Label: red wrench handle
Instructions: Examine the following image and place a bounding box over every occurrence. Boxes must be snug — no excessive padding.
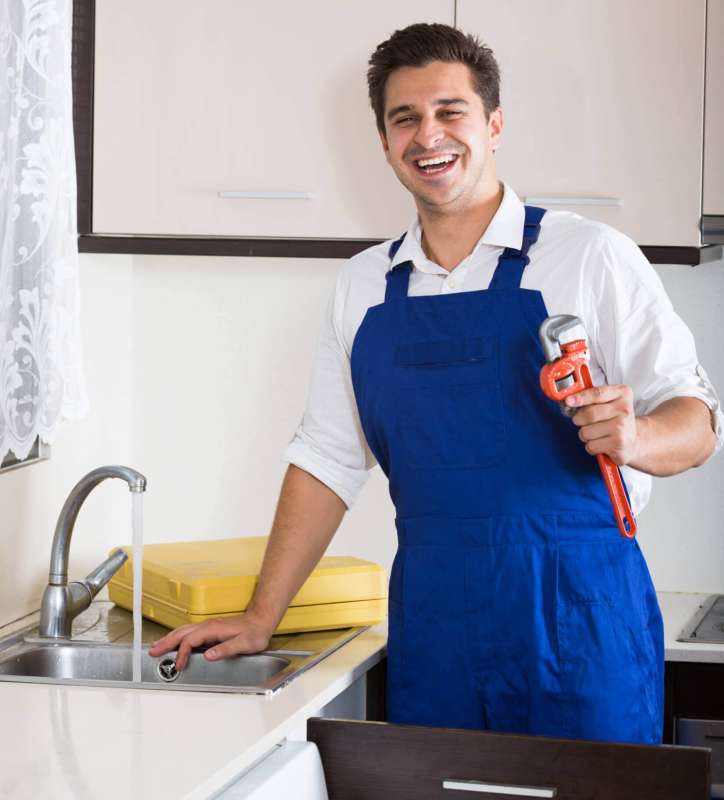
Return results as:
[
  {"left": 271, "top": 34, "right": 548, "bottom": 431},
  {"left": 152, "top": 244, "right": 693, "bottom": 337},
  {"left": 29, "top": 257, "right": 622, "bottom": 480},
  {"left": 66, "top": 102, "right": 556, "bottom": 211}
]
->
[
  {"left": 596, "top": 453, "right": 637, "bottom": 538},
  {"left": 579, "top": 362, "right": 637, "bottom": 539},
  {"left": 540, "top": 344, "right": 637, "bottom": 539}
]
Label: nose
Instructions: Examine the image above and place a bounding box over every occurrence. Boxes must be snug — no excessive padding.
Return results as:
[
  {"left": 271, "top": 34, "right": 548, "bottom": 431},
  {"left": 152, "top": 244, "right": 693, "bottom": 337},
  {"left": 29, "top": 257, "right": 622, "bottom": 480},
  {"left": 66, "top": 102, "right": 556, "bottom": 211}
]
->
[{"left": 413, "top": 113, "right": 445, "bottom": 151}]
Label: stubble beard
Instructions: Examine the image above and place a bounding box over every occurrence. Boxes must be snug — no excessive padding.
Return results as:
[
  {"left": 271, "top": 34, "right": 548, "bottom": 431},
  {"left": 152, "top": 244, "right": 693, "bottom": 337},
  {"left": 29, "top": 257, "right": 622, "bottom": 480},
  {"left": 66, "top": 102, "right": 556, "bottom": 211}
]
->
[{"left": 393, "top": 152, "right": 489, "bottom": 216}]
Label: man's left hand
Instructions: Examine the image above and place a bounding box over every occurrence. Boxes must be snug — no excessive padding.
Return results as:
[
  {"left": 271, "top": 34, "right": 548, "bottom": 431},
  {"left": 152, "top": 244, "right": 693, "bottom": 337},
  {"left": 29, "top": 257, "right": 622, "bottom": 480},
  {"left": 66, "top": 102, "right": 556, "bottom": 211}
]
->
[{"left": 565, "top": 384, "right": 639, "bottom": 466}]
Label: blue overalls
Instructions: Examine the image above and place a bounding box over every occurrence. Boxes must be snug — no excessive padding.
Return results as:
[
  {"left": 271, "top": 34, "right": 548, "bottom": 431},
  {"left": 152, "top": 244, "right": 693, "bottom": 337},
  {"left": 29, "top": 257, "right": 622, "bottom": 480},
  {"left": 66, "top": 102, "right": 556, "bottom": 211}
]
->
[{"left": 350, "top": 206, "right": 664, "bottom": 744}]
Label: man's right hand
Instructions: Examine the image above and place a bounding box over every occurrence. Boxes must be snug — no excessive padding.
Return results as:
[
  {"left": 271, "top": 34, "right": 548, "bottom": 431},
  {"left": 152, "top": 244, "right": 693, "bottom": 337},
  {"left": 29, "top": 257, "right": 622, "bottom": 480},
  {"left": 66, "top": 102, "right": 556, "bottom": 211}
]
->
[
  {"left": 147, "top": 465, "right": 347, "bottom": 672},
  {"left": 148, "top": 613, "right": 274, "bottom": 671}
]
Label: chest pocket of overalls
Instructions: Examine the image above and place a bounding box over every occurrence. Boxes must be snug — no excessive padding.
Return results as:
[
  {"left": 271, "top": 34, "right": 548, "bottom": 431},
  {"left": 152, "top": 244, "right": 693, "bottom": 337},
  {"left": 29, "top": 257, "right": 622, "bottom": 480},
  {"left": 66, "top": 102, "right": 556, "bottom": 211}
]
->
[{"left": 394, "top": 336, "right": 506, "bottom": 470}]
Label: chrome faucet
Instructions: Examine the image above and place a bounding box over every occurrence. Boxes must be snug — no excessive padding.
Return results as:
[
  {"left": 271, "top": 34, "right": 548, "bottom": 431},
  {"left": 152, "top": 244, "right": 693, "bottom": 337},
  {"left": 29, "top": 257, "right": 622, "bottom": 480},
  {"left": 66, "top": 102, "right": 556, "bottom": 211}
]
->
[{"left": 39, "top": 465, "right": 147, "bottom": 638}]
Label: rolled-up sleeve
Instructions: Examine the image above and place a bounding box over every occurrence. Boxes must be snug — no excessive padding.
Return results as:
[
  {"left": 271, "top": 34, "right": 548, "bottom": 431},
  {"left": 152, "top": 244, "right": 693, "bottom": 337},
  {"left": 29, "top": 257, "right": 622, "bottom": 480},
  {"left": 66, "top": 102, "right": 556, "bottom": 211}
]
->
[
  {"left": 282, "top": 267, "right": 377, "bottom": 508},
  {"left": 593, "top": 228, "right": 723, "bottom": 456}
]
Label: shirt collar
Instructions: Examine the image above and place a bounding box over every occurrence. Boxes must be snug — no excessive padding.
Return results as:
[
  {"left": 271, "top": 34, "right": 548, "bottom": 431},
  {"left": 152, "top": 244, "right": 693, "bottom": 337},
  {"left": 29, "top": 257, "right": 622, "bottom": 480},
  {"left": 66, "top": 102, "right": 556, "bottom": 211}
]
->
[{"left": 389, "top": 181, "right": 526, "bottom": 272}]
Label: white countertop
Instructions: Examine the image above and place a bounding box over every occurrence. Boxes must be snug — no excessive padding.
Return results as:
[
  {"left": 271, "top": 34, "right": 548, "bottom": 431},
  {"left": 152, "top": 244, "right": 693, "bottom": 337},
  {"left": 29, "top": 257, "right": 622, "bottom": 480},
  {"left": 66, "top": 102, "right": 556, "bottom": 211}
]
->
[
  {"left": 0, "top": 591, "right": 721, "bottom": 799},
  {"left": 659, "top": 591, "right": 724, "bottom": 663},
  {"left": 0, "top": 620, "right": 386, "bottom": 800}
]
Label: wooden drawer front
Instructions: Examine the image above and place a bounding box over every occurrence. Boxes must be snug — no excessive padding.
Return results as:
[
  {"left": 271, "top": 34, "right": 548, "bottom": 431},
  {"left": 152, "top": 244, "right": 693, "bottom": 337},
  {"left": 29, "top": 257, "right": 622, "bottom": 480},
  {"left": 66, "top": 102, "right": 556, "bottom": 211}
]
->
[{"left": 307, "top": 718, "right": 710, "bottom": 800}]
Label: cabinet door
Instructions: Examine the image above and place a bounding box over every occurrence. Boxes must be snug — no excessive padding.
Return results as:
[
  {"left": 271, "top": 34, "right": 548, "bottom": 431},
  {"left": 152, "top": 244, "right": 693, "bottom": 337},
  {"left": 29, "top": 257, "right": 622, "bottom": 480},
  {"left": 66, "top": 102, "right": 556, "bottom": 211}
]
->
[
  {"left": 217, "top": 741, "right": 328, "bottom": 799},
  {"left": 308, "top": 718, "right": 710, "bottom": 800},
  {"left": 457, "top": 0, "right": 705, "bottom": 247},
  {"left": 704, "top": 0, "right": 724, "bottom": 215},
  {"left": 93, "top": 1, "right": 453, "bottom": 239}
]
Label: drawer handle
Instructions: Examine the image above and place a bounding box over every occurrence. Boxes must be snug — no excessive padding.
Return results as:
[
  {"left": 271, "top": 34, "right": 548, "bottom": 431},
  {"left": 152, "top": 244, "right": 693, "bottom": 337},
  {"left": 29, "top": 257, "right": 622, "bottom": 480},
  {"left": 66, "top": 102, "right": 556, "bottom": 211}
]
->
[
  {"left": 218, "top": 191, "right": 314, "bottom": 200},
  {"left": 443, "top": 778, "right": 557, "bottom": 797},
  {"left": 524, "top": 196, "right": 622, "bottom": 207}
]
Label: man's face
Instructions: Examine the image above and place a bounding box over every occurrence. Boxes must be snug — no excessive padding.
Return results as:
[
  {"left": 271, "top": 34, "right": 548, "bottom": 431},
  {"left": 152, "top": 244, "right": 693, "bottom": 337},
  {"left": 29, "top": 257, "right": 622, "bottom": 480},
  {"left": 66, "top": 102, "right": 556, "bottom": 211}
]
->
[{"left": 380, "top": 61, "right": 502, "bottom": 212}]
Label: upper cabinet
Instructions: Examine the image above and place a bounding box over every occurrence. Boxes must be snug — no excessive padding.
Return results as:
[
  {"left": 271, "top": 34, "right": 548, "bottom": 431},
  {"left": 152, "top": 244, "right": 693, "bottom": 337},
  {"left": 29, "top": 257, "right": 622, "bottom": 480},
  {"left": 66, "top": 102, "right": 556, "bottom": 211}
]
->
[
  {"left": 79, "top": 0, "right": 720, "bottom": 262},
  {"left": 91, "top": 0, "right": 454, "bottom": 241},
  {"left": 703, "top": 0, "right": 724, "bottom": 243},
  {"left": 457, "top": 0, "right": 710, "bottom": 250}
]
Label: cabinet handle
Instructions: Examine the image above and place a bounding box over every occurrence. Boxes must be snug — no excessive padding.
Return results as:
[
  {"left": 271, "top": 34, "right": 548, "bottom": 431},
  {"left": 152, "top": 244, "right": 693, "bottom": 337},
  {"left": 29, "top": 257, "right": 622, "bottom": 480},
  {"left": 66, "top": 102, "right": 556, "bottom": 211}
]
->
[
  {"left": 443, "top": 778, "right": 557, "bottom": 797},
  {"left": 218, "top": 191, "right": 314, "bottom": 200},
  {"left": 524, "top": 196, "right": 622, "bottom": 207}
]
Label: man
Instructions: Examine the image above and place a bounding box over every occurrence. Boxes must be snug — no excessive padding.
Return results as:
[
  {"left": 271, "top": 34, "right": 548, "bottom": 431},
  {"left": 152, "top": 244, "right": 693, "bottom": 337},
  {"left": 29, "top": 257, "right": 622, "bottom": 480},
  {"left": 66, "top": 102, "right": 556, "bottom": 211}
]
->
[{"left": 150, "top": 24, "right": 721, "bottom": 743}]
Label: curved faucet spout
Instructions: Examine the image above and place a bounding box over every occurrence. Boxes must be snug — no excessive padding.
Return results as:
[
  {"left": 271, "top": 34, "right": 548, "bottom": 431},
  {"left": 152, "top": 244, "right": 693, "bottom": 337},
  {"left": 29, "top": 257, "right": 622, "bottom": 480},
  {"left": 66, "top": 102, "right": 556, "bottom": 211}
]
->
[
  {"left": 39, "top": 465, "right": 147, "bottom": 639},
  {"left": 48, "top": 466, "right": 146, "bottom": 585}
]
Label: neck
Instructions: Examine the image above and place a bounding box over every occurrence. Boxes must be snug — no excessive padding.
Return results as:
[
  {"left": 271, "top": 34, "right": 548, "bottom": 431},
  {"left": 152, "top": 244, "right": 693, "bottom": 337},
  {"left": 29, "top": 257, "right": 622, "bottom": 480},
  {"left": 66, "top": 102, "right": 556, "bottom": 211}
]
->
[{"left": 419, "top": 180, "right": 504, "bottom": 272}]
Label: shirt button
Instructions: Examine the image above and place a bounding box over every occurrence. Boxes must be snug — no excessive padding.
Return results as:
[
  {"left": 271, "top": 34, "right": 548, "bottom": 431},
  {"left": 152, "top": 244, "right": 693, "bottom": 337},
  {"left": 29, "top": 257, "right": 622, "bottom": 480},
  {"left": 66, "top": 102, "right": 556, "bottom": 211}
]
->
[{"left": 449, "top": 278, "right": 456, "bottom": 289}]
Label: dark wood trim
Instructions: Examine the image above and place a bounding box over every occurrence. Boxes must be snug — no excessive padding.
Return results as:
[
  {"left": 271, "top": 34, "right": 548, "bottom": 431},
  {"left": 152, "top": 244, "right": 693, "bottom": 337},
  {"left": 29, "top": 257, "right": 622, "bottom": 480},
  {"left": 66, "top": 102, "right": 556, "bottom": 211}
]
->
[
  {"left": 72, "top": 0, "right": 722, "bottom": 267},
  {"left": 78, "top": 234, "right": 723, "bottom": 265},
  {"left": 364, "top": 657, "right": 386, "bottom": 722},
  {"left": 77, "top": 235, "right": 381, "bottom": 259},
  {"left": 639, "top": 244, "right": 722, "bottom": 266},
  {"left": 667, "top": 661, "right": 724, "bottom": 735},
  {"left": 308, "top": 717, "right": 711, "bottom": 800},
  {"left": 72, "top": 0, "right": 94, "bottom": 235}
]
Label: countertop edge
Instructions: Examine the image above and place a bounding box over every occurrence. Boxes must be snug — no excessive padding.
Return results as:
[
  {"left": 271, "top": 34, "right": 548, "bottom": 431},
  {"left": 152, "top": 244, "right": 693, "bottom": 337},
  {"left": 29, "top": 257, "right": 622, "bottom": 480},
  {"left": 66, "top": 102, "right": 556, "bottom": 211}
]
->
[{"left": 188, "top": 643, "right": 385, "bottom": 799}]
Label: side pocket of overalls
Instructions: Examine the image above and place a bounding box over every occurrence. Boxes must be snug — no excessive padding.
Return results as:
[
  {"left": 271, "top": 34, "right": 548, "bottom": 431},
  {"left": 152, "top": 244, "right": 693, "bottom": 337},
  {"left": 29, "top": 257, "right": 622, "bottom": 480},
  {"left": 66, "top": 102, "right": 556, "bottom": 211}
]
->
[{"left": 558, "top": 535, "right": 662, "bottom": 743}]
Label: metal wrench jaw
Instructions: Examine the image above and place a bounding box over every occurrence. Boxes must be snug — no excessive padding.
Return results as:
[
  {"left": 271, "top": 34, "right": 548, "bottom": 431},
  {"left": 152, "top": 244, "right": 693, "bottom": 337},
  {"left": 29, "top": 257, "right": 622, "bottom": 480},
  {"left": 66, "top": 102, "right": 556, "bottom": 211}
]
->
[
  {"left": 539, "top": 315, "right": 589, "bottom": 417},
  {"left": 538, "top": 314, "right": 587, "bottom": 363}
]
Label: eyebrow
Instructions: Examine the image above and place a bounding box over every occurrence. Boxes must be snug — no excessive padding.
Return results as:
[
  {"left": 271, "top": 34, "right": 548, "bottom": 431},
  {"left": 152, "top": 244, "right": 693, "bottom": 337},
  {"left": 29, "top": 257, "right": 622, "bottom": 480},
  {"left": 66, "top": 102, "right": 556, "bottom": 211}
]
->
[{"left": 386, "top": 97, "right": 469, "bottom": 121}]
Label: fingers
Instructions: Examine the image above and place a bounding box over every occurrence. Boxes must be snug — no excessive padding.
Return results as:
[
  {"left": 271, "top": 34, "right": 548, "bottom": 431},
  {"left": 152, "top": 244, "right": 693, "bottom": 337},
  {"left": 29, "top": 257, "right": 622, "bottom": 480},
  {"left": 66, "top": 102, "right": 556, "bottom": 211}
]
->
[
  {"left": 566, "top": 385, "right": 637, "bottom": 465},
  {"left": 579, "top": 432, "right": 628, "bottom": 464},
  {"left": 148, "top": 620, "right": 225, "bottom": 671},
  {"left": 565, "top": 384, "right": 633, "bottom": 414},
  {"left": 204, "top": 632, "right": 265, "bottom": 662},
  {"left": 568, "top": 385, "right": 633, "bottom": 427},
  {"left": 174, "top": 624, "right": 225, "bottom": 671},
  {"left": 148, "top": 624, "right": 198, "bottom": 657},
  {"left": 146, "top": 615, "right": 271, "bottom": 672}
]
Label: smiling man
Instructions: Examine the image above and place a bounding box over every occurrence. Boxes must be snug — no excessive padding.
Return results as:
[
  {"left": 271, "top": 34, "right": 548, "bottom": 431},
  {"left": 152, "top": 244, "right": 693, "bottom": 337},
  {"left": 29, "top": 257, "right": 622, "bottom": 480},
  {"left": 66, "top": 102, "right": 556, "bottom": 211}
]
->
[{"left": 150, "top": 23, "right": 721, "bottom": 744}]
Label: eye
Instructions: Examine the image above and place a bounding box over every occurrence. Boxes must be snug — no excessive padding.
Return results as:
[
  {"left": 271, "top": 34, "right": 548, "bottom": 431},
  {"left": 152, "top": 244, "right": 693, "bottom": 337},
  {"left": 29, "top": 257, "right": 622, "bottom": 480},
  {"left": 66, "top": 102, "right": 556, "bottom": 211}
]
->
[
  {"left": 440, "top": 110, "right": 462, "bottom": 118},
  {"left": 394, "top": 116, "right": 414, "bottom": 125}
]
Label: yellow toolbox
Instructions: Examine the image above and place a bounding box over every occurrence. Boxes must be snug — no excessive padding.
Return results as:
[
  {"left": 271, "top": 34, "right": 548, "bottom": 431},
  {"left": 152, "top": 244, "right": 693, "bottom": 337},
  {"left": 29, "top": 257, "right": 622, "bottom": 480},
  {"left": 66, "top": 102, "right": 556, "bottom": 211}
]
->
[{"left": 107, "top": 536, "right": 388, "bottom": 634}]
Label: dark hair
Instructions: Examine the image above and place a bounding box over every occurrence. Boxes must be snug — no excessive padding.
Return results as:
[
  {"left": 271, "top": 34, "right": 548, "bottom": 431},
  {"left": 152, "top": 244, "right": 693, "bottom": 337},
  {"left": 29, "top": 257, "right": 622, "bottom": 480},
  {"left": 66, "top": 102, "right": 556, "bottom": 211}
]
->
[{"left": 367, "top": 23, "right": 501, "bottom": 133}]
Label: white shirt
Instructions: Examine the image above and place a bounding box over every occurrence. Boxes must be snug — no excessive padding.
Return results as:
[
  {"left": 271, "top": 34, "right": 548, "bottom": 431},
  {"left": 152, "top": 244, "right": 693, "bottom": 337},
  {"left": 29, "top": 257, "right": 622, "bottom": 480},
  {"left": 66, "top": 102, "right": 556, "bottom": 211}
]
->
[{"left": 283, "top": 183, "right": 723, "bottom": 514}]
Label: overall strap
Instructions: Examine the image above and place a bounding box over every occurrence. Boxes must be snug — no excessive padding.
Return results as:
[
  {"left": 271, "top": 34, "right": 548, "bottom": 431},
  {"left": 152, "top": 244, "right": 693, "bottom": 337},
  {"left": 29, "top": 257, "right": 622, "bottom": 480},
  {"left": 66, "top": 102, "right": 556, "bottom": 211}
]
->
[
  {"left": 488, "top": 205, "right": 546, "bottom": 291},
  {"left": 385, "top": 233, "right": 413, "bottom": 302}
]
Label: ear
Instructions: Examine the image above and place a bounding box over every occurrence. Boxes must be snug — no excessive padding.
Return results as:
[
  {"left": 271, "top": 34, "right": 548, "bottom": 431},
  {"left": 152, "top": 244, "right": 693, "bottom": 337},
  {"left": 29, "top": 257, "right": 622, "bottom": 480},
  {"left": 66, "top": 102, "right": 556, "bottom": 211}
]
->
[{"left": 488, "top": 107, "right": 503, "bottom": 151}]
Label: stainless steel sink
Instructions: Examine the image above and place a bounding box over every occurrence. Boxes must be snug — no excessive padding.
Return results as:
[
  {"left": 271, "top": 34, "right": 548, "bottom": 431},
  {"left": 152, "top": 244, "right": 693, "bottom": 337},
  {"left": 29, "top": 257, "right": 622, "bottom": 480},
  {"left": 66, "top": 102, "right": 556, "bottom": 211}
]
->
[{"left": 0, "top": 601, "right": 366, "bottom": 694}]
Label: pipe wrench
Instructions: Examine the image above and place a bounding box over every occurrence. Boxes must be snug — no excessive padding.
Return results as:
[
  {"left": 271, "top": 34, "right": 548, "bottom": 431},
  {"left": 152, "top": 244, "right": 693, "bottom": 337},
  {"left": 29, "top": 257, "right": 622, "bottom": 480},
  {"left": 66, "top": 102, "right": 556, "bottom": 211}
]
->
[{"left": 539, "top": 315, "right": 636, "bottom": 539}]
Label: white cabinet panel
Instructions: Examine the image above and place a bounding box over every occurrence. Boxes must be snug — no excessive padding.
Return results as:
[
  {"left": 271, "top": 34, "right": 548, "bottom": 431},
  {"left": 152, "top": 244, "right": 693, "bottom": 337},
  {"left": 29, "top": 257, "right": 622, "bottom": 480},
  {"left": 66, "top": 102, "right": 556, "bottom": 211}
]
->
[
  {"left": 457, "top": 0, "right": 706, "bottom": 246},
  {"left": 93, "top": 1, "right": 454, "bottom": 239},
  {"left": 704, "top": 0, "right": 724, "bottom": 215},
  {"left": 218, "top": 741, "right": 328, "bottom": 799}
]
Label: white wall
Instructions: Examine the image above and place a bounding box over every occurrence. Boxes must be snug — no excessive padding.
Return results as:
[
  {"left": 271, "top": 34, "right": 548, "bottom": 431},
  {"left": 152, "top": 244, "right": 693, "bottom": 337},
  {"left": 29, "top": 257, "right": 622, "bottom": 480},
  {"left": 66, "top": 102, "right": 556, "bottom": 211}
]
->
[
  {"left": 638, "top": 259, "right": 724, "bottom": 592},
  {"left": 0, "top": 254, "right": 136, "bottom": 624},
  {"left": 0, "top": 249, "right": 722, "bottom": 628},
  {"left": 129, "top": 253, "right": 396, "bottom": 575}
]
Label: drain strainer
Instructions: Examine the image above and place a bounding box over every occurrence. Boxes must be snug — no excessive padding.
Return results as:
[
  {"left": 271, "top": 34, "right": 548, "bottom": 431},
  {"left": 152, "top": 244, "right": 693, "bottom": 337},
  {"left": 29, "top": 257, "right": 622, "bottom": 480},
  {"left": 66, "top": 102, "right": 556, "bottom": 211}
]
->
[{"left": 157, "top": 657, "right": 180, "bottom": 682}]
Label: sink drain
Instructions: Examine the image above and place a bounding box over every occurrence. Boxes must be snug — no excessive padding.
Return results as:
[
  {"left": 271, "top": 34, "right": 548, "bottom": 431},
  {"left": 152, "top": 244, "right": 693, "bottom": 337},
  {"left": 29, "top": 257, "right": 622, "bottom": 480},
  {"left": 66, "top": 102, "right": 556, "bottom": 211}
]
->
[{"left": 157, "top": 657, "right": 180, "bottom": 682}]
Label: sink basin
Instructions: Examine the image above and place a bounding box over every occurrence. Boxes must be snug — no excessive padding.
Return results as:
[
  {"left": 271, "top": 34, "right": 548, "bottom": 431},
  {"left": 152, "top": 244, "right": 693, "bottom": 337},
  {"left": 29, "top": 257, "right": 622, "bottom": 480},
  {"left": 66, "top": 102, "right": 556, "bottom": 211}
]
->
[
  {"left": 0, "top": 601, "right": 366, "bottom": 694},
  {"left": 0, "top": 644, "right": 290, "bottom": 687}
]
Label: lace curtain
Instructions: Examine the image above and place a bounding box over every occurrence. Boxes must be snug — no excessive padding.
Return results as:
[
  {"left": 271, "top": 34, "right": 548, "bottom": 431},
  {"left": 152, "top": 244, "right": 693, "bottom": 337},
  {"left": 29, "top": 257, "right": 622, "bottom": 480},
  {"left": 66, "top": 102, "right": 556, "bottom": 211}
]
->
[{"left": 0, "top": 0, "right": 87, "bottom": 462}]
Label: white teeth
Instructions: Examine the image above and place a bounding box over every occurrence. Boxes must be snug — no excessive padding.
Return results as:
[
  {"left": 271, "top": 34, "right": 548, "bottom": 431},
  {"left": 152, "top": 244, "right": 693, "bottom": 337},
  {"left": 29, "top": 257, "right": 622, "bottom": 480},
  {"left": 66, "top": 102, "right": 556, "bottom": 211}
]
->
[{"left": 417, "top": 154, "right": 456, "bottom": 167}]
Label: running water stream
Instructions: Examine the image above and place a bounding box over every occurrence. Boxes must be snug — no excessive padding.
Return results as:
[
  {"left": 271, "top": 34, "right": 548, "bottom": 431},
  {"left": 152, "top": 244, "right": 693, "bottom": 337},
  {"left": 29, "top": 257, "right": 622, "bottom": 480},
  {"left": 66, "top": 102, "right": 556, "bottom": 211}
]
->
[{"left": 131, "top": 491, "right": 144, "bottom": 683}]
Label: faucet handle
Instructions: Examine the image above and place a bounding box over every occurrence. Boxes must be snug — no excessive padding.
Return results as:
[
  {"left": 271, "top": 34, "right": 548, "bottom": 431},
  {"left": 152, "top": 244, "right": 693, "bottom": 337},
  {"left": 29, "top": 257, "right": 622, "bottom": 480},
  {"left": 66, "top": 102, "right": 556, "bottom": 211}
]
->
[{"left": 83, "top": 548, "right": 128, "bottom": 599}]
